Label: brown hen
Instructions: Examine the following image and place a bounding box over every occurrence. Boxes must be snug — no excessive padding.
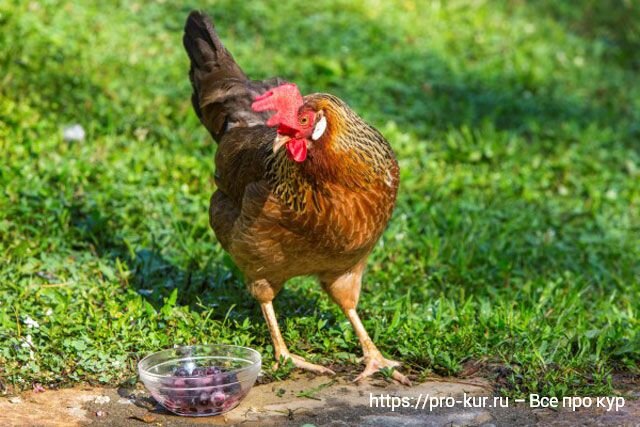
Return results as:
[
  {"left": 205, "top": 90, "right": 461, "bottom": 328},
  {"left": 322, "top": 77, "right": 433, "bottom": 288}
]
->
[{"left": 183, "top": 11, "right": 408, "bottom": 385}]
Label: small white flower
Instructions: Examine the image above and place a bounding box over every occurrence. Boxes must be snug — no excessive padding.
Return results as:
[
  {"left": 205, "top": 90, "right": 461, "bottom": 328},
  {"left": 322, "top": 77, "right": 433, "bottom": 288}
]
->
[
  {"left": 24, "top": 316, "right": 40, "bottom": 329},
  {"left": 63, "top": 124, "right": 86, "bottom": 142},
  {"left": 45, "top": 308, "right": 53, "bottom": 316},
  {"left": 21, "top": 334, "right": 33, "bottom": 348},
  {"left": 21, "top": 334, "right": 35, "bottom": 359}
]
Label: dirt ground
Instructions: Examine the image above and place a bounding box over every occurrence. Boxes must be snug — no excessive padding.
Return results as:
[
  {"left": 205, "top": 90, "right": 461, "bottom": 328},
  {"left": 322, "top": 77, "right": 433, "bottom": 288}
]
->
[{"left": 1, "top": 374, "right": 638, "bottom": 426}]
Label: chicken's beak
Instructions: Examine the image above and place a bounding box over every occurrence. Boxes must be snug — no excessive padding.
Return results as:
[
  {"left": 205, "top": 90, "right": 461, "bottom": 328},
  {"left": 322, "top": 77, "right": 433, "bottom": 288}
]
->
[{"left": 273, "top": 134, "right": 290, "bottom": 154}]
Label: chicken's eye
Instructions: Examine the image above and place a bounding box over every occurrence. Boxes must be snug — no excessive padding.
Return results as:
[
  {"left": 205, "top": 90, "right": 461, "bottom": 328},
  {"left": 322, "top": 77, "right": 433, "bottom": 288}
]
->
[{"left": 299, "top": 115, "right": 309, "bottom": 126}]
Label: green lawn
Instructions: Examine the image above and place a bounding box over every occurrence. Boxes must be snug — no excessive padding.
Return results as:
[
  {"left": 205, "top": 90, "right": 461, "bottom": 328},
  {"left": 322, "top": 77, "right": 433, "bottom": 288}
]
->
[{"left": 1, "top": 0, "right": 639, "bottom": 397}]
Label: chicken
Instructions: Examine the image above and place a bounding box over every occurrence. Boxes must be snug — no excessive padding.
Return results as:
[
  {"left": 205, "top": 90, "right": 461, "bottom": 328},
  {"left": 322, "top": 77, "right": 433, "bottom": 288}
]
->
[{"left": 183, "top": 11, "right": 409, "bottom": 385}]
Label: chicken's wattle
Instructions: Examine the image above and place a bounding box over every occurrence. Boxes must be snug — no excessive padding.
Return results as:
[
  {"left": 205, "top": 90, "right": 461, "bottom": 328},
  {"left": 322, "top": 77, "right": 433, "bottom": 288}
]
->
[{"left": 286, "top": 138, "right": 307, "bottom": 162}]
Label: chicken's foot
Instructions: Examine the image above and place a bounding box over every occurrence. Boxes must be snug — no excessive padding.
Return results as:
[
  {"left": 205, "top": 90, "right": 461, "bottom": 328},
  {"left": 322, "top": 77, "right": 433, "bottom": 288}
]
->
[
  {"left": 346, "top": 308, "right": 412, "bottom": 386},
  {"left": 261, "top": 301, "right": 335, "bottom": 375}
]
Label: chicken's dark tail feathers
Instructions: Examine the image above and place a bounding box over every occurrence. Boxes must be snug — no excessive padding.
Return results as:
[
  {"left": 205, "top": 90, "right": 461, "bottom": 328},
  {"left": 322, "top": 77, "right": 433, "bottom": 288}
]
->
[{"left": 184, "top": 11, "right": 276, "bottom": 142}]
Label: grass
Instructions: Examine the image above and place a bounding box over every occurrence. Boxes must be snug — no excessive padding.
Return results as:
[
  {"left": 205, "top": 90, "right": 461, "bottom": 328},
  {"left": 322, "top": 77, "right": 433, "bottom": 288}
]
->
[{"left": 1, "top": 0, "right": 639, "bottom": 397}]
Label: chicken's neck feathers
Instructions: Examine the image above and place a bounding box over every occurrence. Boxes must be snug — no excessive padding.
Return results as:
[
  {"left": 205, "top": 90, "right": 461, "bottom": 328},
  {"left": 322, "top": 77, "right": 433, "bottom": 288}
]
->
[{"left": 264, "top": 126, "right": 396, "bottom": 213}]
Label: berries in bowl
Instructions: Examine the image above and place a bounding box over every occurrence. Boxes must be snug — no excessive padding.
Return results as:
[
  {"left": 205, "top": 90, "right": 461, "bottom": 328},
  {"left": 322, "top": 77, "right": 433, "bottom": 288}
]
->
[{"left": 138, "top": 344, "right": 261, "bottom": 416}]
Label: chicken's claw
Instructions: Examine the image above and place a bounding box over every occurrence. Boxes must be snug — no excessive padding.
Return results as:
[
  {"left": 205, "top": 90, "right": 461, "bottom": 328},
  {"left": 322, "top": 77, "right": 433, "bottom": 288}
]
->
[
  {"left": 275, "top": 352, "right": 335, "bottom": 376},
  {"left": 354, "top": 353, "right": 411, "bottom": 386}
]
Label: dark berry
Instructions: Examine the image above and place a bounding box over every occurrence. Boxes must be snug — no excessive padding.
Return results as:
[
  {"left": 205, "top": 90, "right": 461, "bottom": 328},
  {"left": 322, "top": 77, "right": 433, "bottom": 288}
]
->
[
  {"left": 223, "top": 372, "right": 241, "bottom": 394},
  {"left": 191, "top": 367, "right": 206, "bottom": 376},
  {"left": 211, "top": 373, "right": 225, "bottom": 386},
  {"left": 205, "top": 366, "right": 221, "bottom": 376},
  {"left": 198, "top": 392, "right": 210, "bottom": 405},
  {"left": 173, "top": 367, "right": 189, "bottom": 377},
  {"left": 210, "top": 391, "right": 226, "bottom": 407}
]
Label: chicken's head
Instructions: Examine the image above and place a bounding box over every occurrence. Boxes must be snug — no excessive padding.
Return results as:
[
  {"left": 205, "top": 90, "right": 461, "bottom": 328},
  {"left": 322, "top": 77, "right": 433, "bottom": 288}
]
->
[{"left": 251, "top": 83, "right": 327, "bottom": 162}]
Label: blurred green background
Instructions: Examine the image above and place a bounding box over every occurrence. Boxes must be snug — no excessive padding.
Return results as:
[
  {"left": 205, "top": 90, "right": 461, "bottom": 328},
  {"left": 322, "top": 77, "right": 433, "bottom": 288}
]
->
[{"left": 0, "top": 0, "right": 638, "bottom": 396}]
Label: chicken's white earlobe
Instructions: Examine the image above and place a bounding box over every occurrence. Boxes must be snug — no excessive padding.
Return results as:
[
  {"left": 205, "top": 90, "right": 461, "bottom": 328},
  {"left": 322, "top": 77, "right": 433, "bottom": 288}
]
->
[{"left": 312, "top": 116, "right": 327, "bottom": 141}]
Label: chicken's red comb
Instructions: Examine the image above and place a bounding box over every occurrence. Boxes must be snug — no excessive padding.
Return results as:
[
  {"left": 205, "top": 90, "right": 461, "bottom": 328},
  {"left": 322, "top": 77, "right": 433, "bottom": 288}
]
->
[{"left": 251, "top": 83, "right": 304, "bottom": 133}]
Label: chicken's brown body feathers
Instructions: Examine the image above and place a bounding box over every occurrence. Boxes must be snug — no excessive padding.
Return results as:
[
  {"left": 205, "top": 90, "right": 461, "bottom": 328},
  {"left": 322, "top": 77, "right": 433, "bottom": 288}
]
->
[{"left": 184, "top": 11, "right": 399, "bottom": 297}]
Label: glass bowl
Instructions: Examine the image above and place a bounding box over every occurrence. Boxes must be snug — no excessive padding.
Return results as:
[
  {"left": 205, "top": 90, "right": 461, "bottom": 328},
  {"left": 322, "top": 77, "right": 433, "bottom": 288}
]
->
[{"left": 138, "top": 344, "right": 261, "bottom": 417}]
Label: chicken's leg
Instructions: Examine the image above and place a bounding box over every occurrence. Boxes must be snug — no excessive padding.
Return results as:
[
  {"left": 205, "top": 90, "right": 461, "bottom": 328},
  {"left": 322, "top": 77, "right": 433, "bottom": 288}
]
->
[
  {"left": 321, "top": 262, "right": 411, "bottom": 386},
  {"left": 260, "top": 301, "right": 335, "bottom": 375},
  {"left": 345, "top": 307, "right": 410, "bottom": 385}
]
